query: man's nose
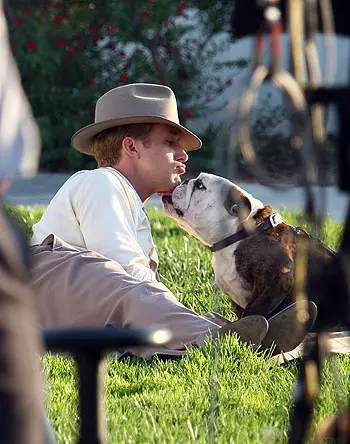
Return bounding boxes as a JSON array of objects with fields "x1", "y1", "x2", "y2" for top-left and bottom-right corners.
[{"x1": 175, "y1": 148, "x2": 188, "y2": 163}]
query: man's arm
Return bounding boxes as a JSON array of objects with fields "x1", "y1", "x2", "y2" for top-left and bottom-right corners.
[{"x1": 73, "y1": 170, "x2": 158, "y2": 281}]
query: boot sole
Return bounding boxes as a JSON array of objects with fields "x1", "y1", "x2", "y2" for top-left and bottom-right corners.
[
  {"x1": 262, "y1": 300, "x2": 318, "y2": 354},
  {"x1": 217, "y1": 315, "x2": 269, "y2": 346}
]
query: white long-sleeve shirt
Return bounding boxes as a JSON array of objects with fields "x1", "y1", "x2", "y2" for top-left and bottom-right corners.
[{"x1": 30, "y1": 167, "x2": 159, "y2": 281}]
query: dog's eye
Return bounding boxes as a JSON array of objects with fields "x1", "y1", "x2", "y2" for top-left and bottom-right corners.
[{"x1": 195, "y1": 179, "x2": 206, "y2": 190}]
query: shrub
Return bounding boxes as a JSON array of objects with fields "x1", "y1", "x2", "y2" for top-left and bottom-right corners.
[{"x1": 6, "y1": 0, "x2": 243, "y2": 172}]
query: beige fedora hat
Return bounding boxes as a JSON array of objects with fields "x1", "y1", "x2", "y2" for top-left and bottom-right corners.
[{"x1": 71, "y1": 83, "x2": 202, "y2": 155}]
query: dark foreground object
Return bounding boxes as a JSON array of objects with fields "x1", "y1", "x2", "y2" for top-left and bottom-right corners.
[
  {"x1": 231, "y1": 0, "x2": 350, "y2": 38},
  {"x1": 42, "y1": 326, "x2": 170, "y2": 444}
]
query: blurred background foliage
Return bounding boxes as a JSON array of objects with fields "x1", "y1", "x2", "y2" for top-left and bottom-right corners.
[{"x1": 5, "y1": 0, "x2": 242, "y2": 172}]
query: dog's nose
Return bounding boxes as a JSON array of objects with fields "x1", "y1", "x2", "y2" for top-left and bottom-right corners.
[{"x1": 182, "y1": 179, "x2": 189, "y2": 185}]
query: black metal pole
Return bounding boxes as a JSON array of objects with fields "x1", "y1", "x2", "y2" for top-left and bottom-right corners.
[
  {"x1": 42, "y1": 326, "x2": 171, "y2": 444},
  {"x1": 76, "y1": 351, "x2": 103, "y2": 444},
  {"x1": 288, "y1": 339, "x2": 322, "y2": 444},
  {"x1": 287, "y1": 85, "x2": 350, "y2": 443}
]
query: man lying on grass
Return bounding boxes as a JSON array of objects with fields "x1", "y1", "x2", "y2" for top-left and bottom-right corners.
[{"x1": 30, "y1": 83, "x2": 308, "y2": 358}]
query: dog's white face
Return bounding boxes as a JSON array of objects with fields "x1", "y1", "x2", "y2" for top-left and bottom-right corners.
[{"x1": 162, "y1": 173, "x2": 264, "y2": 246}]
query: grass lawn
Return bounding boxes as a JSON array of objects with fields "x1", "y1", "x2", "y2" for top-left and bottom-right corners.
[{"x1": 7, "y1": 205, "x2": 350, "y2": 443}]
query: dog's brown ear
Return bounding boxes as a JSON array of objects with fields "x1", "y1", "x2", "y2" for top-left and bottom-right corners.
[{"x1": 224, "y1": 187, "x2": 252, "y2": 219}]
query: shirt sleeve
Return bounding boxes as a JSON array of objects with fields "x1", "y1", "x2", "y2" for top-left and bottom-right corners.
[{"x1": 72, "y1": 171, "x2": 157, "y2": 282}]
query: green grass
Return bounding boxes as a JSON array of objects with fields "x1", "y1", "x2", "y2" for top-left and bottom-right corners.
[{"x1": 7, "y1": 205, "x2": 350, "y2": 443}]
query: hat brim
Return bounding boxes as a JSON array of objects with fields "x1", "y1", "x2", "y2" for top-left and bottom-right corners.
[{"x1": 71, "y1": 116, "x2": 202, "y2": 155}]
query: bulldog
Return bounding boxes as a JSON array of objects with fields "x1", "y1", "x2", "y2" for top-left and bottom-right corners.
[{"x1": 162, "y1": 173, "x2": 335, "y2": 325}]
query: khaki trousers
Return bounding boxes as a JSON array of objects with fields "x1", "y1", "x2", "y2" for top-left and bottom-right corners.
[{"x1": 30, "y1": 235, "x2": 222, "y2": 357}]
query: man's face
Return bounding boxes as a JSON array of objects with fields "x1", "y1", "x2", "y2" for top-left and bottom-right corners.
[{"x1": 136, "y1": 124, "x2": 189, "y2": 195}]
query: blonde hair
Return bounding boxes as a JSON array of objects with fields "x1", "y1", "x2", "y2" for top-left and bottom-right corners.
[{"x1": 90, "y1": 123, "x2": 152, "y2": 167}]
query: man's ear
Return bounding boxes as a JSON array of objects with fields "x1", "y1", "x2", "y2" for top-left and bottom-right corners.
[
  {"x1": 224, "y1": 187, "x2": 252, "y2": 218},
  {"x1": 122, "y1": 136, "x2": 139, "y2": 158}
]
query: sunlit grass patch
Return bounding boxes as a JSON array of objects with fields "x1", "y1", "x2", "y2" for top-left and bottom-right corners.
[{"x1": 8, "y1": 205, "x2": 349, "y2": 443}]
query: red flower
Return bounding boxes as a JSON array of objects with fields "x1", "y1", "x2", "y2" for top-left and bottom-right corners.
[
  {"x1": 257, "y1": 120, "x2": 263, "y2": 127},
  {"x1": 51, "y1": 11, "x2": 67, "y2": 23},
  {"x1": 26, "y1": 40, "x2": 37, "y2": 51},
  {"x1": 119, "y1": 50, "x2": 126, "y2": 57},
  {"x1": 226, "y1": 78, "x2": 233, "y2": 86},
  {"x1": 105, "y1": 25, "x2": 117, "y2": 34},
  {"x1": 15, "y1": 17, "x2": 24, "y2": 24},
  {"x1": 89, "y1": 24, "x2": 97, "y2": 34},
  {"x1": 177, "y1": 2, "x2": 188, "y2": 10},
  {"x1": 23, "y1": 8, "x2": 29, "y2": 15},
  {"x1": 52, "y1": 15, "x2": 63, "y2": 24},
  {"x1": 148, "y1": 0, "x2": 155, "y2": 3},
  {"x1": 120, "y1": 74, "x2": 128, "y2": 81},
  {"x1": 143, "y1": 11, "x2": 152, "y2": 21},
  {"x1": 75, "y1": 113, "x2": 81, "y2": 120},
  {"x1": 56, "y1": 39, "x2": 66, "y2": 48},
  {"x1": 183, "y1": 110, "x2": 193, "y2": 119},
  {"x1": 68, "y1": 45, "x2": 76, "y2": 56}
]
